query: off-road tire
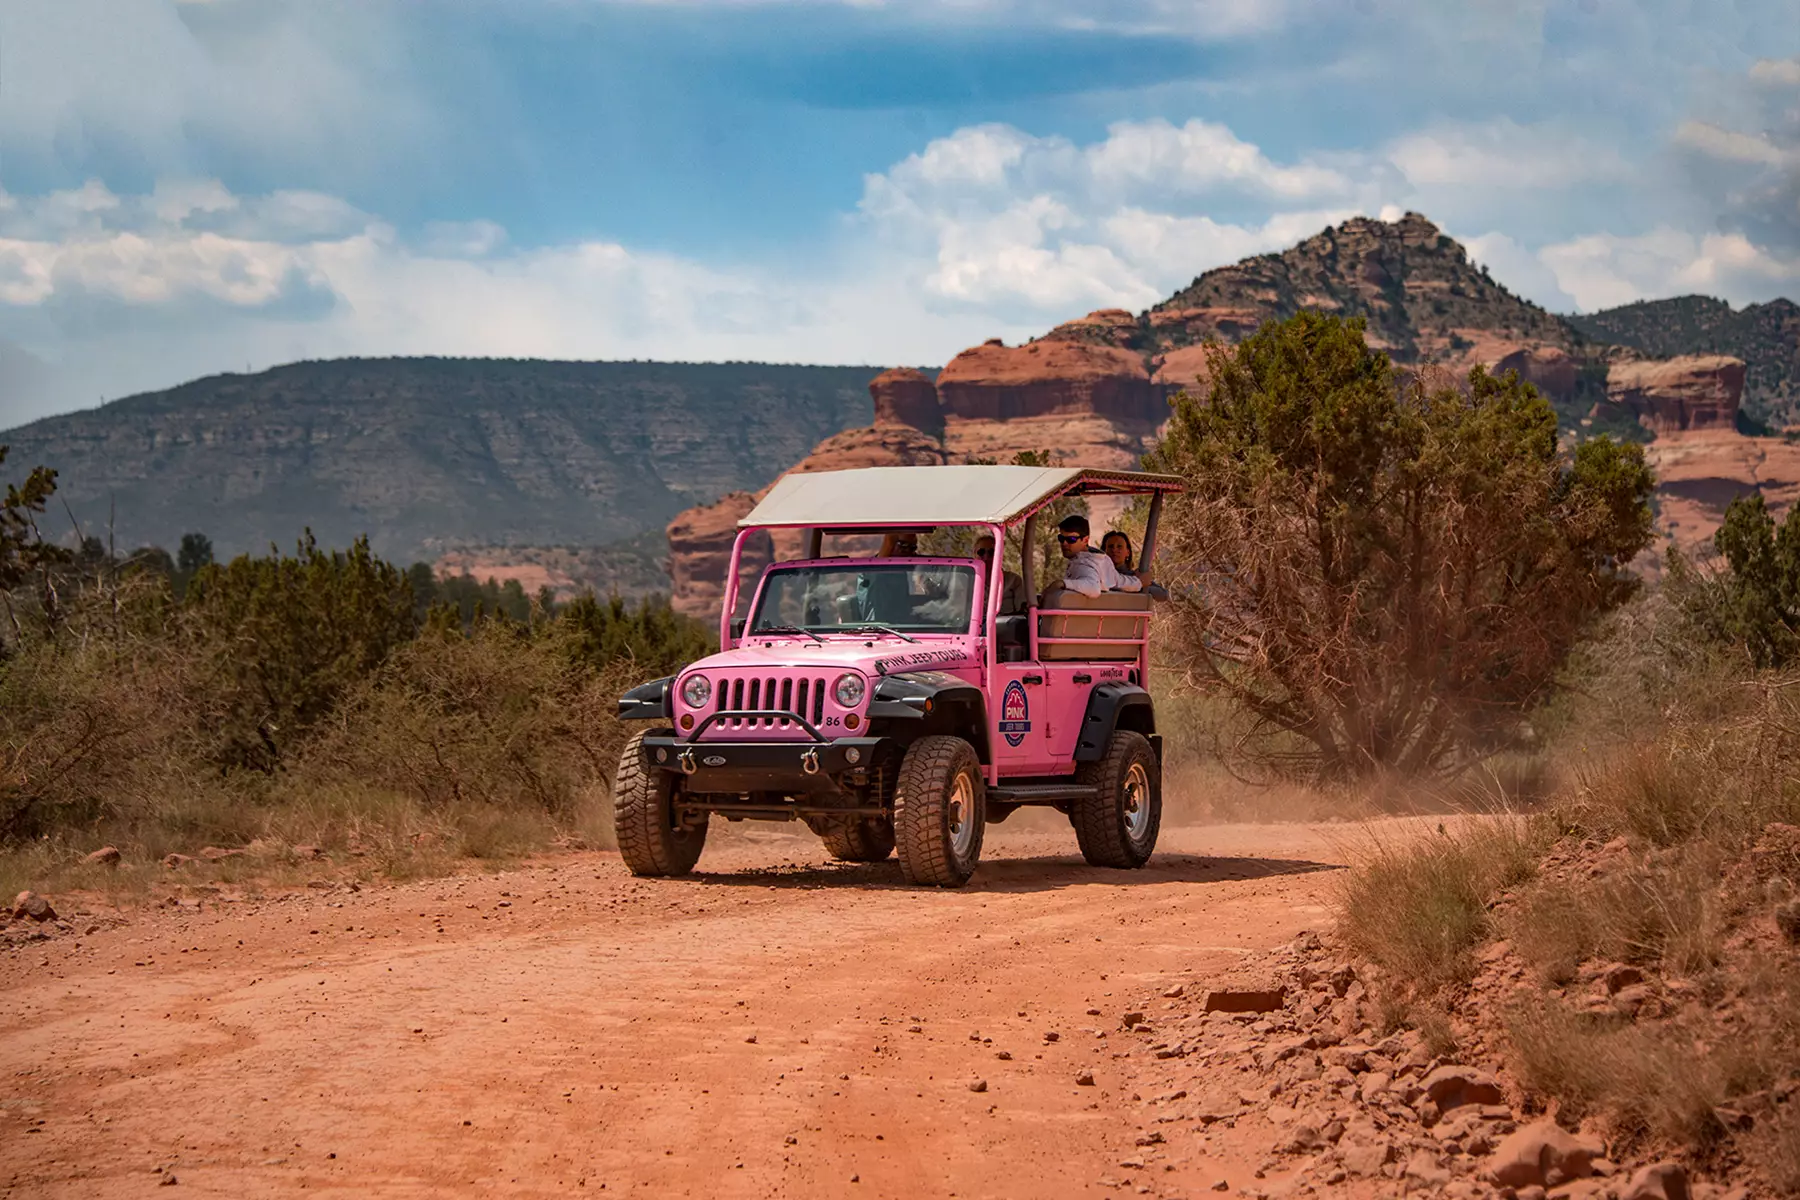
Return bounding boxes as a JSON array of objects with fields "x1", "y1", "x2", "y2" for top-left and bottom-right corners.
[
  {"x1": 893, "y1": 735, "x2": 985, "y2": 887},
  {"x1": 1071, "y1": 730, "x2": 1160, "y2": 869},
  {"x1": 613, "y1": 730, "x2": 707, "y2": 876},
  {"x1": 822, "y1": 818, "x2": 896, "y2": 862}
]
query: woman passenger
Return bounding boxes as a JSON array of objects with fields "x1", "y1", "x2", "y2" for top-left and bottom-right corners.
[{"x1": 1101, "y1": 531, "x2": 1169, "y2": 600}]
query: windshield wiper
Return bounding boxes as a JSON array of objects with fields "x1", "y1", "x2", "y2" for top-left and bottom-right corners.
[
  {"x1": 752, "y1": 624, "x2": 825, "y2": 643},
  {"x1": 846, "y1": 624, "x2": 919, "y2": 643}
]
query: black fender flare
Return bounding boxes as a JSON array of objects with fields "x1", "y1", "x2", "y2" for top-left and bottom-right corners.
[
  {"x1": 617, "y1": 676, "x2": 674, "y2": 720},
  {"x1": 868, "y1": 671, "x2": 990, "y2": 762},
  {"x1": 1075, "y1": 683, "x2": 1156, "y2": 762}
]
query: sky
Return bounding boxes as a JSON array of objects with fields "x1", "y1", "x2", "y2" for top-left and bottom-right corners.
[{"x1": 0, "y1": 0, "x2": 1797, "y2": 427}]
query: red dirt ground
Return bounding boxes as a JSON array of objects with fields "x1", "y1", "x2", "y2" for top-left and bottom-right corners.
[{"x1": 0, "y1": 820, "x2": 1361, "y2": 1199}]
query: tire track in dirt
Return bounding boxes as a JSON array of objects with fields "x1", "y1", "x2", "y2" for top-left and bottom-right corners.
[{"x1": 0, "y1": 822, "x2": 1350, "y2": 1199}]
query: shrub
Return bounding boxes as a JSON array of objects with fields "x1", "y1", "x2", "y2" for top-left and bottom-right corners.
[
  {"x1": 1673, "y1": 492, "x2": 1800, "y2": 667},
  {"x1": 180, "y1": 532, "x2": 417, "y2": 771},
  {"x1": 298, "y1": 617, "x2": 633, "y2": 816},
  {"x1": 1150, "y1": 313, "x2": 1655, "y2": 780}
]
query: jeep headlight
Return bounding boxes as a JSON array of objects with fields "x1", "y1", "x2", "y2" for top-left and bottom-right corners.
[
  {"x1": 833, "y1": 672, "x2": 866, "y2": 707},
  {"x1": 681, "y1": 674, "x2": 712, "y2": 708}
]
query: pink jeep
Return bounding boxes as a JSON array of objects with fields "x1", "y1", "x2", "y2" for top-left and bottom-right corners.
[{"x1": 613, "y1": 464, "x2": 1183, "y2": 887}]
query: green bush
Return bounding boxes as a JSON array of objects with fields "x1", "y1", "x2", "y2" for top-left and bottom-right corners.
[
  {"x1": 180, "y1": 532, "x2": 418, "y2": 771},
  {"x1": 298, "y1": 617, "x2": 633, "y2": 815},
  {"x1": 1673, "y1": 492, "x2": 1800, "y2": 667},
  {"x1": 1150, "y1": 312, "x2": 1656, "y2": 779}
]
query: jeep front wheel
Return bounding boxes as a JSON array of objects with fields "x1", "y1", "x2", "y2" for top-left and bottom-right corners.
[
  {"x1": 822, "y1": 817, "x2": 896, "y2": 863},
  {"x1": 1071, "y1": 731, "x2": 1160, "y2": 868},
  {"x1": 613, "y1": 731, "x2": 707, "y2": 876},
  {"x1": 893, "y1": 735, "x2": 985, "y2": 887}
]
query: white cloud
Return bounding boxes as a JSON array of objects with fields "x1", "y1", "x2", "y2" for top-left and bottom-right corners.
[
  {"x1": 1750, "y1": 57, "x2": 1800, "y2": 87},
  {"x1": 858, "y1": 119, "x2": 1369, "y2": 318},
  {"x1": 1673, "y1": 120, "x2": 1795, "y2": 168},
  {"x1": 1387, "y1": 120, "x2": 1627, "y2": 189},
  {"x1": 1461, "y1": 231, "x2": 1578, "y2": 311},
  {"x1": 1540, "y1": 227, "x2": 1800, "y2": 312}
]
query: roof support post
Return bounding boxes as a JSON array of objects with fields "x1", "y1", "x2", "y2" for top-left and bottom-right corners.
[
  {"x1": 983, "y1": 521, "x2": 1003, "y2": 786},
  {"x1": 1020, "y1": 512, "x2": 1039, "y2": 662},
  {"x1": 1020, "y1": 512, "x2": 1038, "y2": 603},
  {"x1": 1139, "y1": 491, "x2": 1165, "y2": 576},
  {"x1": 720, "y1": 528, "x2": 751, "y2": 649},
  {"x1": 806, "y1": 528, "x2": 823, "y2": 558}
]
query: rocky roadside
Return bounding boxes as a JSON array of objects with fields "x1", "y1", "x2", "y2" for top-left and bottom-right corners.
[{"x1": 1096, "y1": 931, "x2": 1755, "y2": 1200}]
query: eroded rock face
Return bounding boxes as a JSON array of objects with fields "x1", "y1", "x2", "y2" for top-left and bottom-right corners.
[
  {"x1": 1642, "y1": 429, "x2": 1800, "y2": 566},
  {"x1": 1492, "y1": 344, "x2": 1581, "y2": 403},
  {"x1": 1607, "y1": 354, "x2": 1746, "y2": 433},
  {"x1": 667, "y1": 491, "x2": 769, "y2": 621},
  {"x1": 870, "y1": 368, "x2": 942, "y2": 434},
  {"x1": 666, "y1": 426, "x2": 946, "y2": 618},
  {"x1": 936, "y1": 335, "x2": 1162, "y2": 425}
]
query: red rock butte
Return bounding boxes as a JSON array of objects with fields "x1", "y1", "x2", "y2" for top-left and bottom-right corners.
[{"x1": 665, "y1": 213, "x2": 1798, "y2": 613}]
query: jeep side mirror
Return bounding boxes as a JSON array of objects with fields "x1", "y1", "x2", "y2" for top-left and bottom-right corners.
[{"x1": 729, "y1": 617, "x2": 746, "y2": 640}]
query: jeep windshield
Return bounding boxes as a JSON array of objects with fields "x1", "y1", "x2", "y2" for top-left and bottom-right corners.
[{"x1": 749, "y1": 562, "x2": 977, "y2": 636}]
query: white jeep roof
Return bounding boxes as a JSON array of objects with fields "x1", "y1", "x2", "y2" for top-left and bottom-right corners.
[{"x1": 739, "y1": 465, "x2": 1182, "y2": 530}]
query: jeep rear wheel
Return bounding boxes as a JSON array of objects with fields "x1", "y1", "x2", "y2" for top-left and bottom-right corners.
[
  {"x1": 822, "y1": 817, "x2": 896, "y2": 863},
  {"x1": 1071, "y1": 731, "x2": 1160, "y2": 869},
  {"x1": 893, "y1": 735, "x2": 985, "y2": 887},
  {"x1": 614, "y1": 731, "x2": 707, "y2": 876}
]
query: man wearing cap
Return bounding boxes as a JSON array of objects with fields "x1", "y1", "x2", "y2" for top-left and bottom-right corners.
[{"x1": 1056, "y1": 514, "x2": 1145, "y2": 598}]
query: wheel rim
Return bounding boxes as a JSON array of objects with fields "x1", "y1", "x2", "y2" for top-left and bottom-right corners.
[
  {"x1": 1123, "y1": 761, "x2": 1152, "y2": 843},
  {"x1": 948, "y1": 770, "x2": 978, "y2": 859}
]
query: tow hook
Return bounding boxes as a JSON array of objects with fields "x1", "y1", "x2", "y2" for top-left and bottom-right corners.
[
  {"x1": 801, "y1": 748, "x2": 820, "y2": 776},
  {"x1": 677, "y1": 748, "x2": 698, "y2": 775}
]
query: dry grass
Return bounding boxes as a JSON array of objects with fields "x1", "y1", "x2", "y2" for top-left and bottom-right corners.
[
  {"x1": 1509, "y1": 849, "x2": 1728, "y2": 984},
  {"x1": 1505, "y1": 997, "x2": 1768, "y2": 1151},
  {"x1": 1328, "y1": 618, "x2": 1800, "y2": 1190},
  {"x1": 1337, "y1": 817, "x2": 1542, "y2": 997}
]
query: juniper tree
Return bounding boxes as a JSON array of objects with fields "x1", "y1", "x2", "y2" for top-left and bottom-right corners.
[{"x1": 1150, "y1": 312, "x2": 1655, "y2": 780}]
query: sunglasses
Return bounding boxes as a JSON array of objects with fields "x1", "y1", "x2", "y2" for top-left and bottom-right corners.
[{"x1": 1057, "y1": 533, "x2": 1084, "y2": 544}]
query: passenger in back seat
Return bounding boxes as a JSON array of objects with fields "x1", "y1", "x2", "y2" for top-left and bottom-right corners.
[
  {"x1": 1055, "y1": 515, "x2": 1144, "y2": 598},
  {"x1": 1101, "y1": 530, "x2": 1168, "y2": 601}
]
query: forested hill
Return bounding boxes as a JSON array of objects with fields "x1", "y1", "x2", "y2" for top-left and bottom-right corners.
[
  {"x1": 0, "y1": 358, "x2": 880, "y2": 561},
  {"x1": 1569, "y1": 295, "x2": 1800, "y2": 428}
]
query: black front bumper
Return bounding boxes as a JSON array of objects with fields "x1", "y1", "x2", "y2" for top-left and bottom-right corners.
[{"x1": 640, "y1": 735, "x2": 891, "y2": 794}]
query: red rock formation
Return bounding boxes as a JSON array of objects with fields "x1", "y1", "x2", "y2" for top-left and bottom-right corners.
[
  {"x1": 668, "y1": 491, "x2": 770, "y2": 620},
  {"x1": 869, "y1": 367, "x2": 942, "y2": 434},
  {"x1": 1044, "y1": 308, "x2": 1146, "y2": 349},
  {"x1": 1151, "y1": 344, "x2": 1217, "y2": 397},
  {"x1": 936, "y1": 336, "x2": 1161, "y2": 424},
  {"x1": 667, "y1": 427, "x2": 946, "y2": 618},
  {"x1": 1606, "y1": 355, "x2": 1746, "y2": 433},
  {"x1": 1492, "y1": 345, "x2": 1580, "y2": 403},
  {"x1": 1149, "y1": 306, "x2": 1268, "y2": 343},
  {"x1": 1645, "y1": 430, "x2": 1800, "y2": 568}
]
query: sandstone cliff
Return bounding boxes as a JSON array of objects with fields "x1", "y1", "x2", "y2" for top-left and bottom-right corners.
[
  {"x1": 1571, "y1": 296, "x2": 1800, "y2": 429},
  {"x1": 1605, "y1": 355, "x2": 1747, "y2": 434}
]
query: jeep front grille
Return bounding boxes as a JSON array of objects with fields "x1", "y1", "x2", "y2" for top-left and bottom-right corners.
[{"x1": 715, "y1": 676, "x2": 828, "y2": 730}]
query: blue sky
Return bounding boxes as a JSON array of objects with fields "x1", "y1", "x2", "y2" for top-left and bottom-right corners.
[{"x1": 1, "y1": 0, "x2": 1797, "y2": 426}]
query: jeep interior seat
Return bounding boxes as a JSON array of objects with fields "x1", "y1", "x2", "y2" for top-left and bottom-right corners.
[{"x1": 1036, "y1": 587, "x2": 1151, "y2": 661}]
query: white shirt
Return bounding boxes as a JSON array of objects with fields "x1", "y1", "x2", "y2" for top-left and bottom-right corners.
[{"x1": 1060, "y1": 549, "x2": 1142, "y2": 597}]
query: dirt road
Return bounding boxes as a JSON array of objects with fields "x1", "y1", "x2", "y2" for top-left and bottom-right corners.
[{"x1": 1, "y1": 821, "x2": 1356, "y2": 1199}]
